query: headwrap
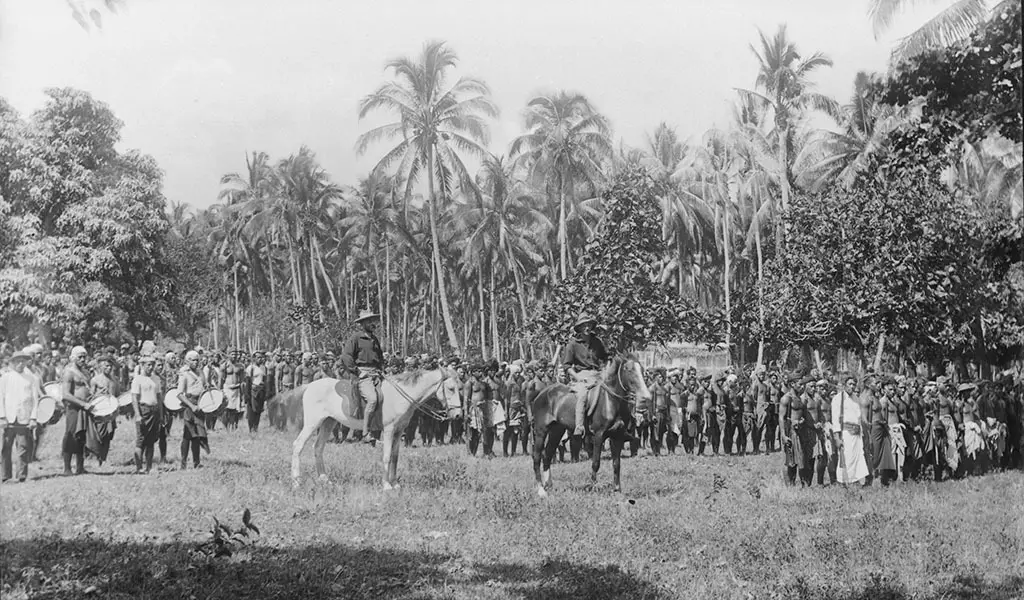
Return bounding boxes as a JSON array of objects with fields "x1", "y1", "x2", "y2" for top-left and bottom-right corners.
[
  {"x1": 185, "y1": 350, "x2": 200, "y2": 361},
  {"x1": 71, "y1": 346, "x2": 88, "y2": 358}
]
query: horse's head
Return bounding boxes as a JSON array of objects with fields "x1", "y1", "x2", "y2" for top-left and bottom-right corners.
[
  {"x1": 608, "y1": 353, "x2": 652, "y2": 403},
  {"x1": 438, "y1": 364, "x2": 462, "y2": 408}
]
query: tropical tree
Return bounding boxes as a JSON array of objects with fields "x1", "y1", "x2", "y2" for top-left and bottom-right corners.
[
  {"x1": 356, "y1": 40, "x2": 498, "y2": 354},
  {"x1": 868, "y1": 0, "x2": 993, "y2": 62},
  {"x1": 510, "y1": 91, "x2": 613, "y2": 282},
  {"x1": 795, "y1": 71, "x2": 925, "y2": 191},
  {"x1": 737, "y1": 25, "x2": 840, "y2": 254}
]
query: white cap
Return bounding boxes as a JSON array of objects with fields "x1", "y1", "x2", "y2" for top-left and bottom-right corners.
[{"x1": 71, "y1": 346, "x2": 87, "y2": 357}]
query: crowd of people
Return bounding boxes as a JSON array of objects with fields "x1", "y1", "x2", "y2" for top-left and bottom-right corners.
[{"x1": 1, "y1": 331, "x2": 1022, "y2": 487}]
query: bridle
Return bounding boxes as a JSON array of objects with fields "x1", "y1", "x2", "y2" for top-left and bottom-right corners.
[
  {"x1": 598, "y1": 357, "x2": 636, "y2": 402},
  {"x1": 385, "y1": 367, "x2": 454, "y2": 422}
]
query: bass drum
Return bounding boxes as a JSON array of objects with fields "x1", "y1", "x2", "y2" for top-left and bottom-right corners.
[
  {"x1": 36, "y1": 396, "x2": 60, "y2": 425},
  {"x1": 163, "y1": 389, "x2": 182, "y2": 413}
]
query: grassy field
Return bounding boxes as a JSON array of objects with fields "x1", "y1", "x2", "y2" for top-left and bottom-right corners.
[{"x1": 2, "y1": 419, "x2": 1023, "y2": 600}]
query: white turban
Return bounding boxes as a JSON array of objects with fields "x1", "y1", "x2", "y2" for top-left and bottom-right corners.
[
  {"x1": 185, "y1": 350, "x2": 200, "y2": 361},
  {"x1": 71, "y1": 346, "x2": 87, "y2": 358}
]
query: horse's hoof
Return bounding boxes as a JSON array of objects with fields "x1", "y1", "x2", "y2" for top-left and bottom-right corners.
[
  {"x1": 613, "y1": 485, "x2": 621, "y2": 493},
  {"x1": 383, "y1": 481, "x2": 393, "y2": 491},
  {"x1": 317, "y1": 473, "x2": 331, "y2": 484},
  {"x1": 291, "y1": 478, "x2": 301, "y2": 490},
  {"x1": 537, "y1": 486, "x2": 548, "y2": 498}
]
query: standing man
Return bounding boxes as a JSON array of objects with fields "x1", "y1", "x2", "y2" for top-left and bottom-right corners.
[
  {"x1": 245, "y1": 351, "x2": 268, "y2": 433},
  {"x1": 221, "y1": 349, "x2": 243, "y2": 430},
  {"x1": 176, "y1": 350, "x2": 208, "y2": 469},
  {"x1": 130, "y1": 355, "x2": 163, "y2": 473},
  {"x1": 831, "y1": 374, "x2": 869, "y2": 486},
  {"x1": 0, "y1": 350, "x2": 40, "y2": 483},
  {"x1": 61, "y1": 346, "x2": 92, "y2": 476},
  {"x1": 561, "y1": 314, "x2": 610, "y2": 438},
  {"x1": 160, "y1": 351, "x2": 179, "y2": 463},
  {"x1": 341, "y1": 310, "x2": 384, "y2": 443}
]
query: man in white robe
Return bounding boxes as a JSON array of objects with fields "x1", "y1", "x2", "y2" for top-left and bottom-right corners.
[{"x1": 831, "y1": 375, "x2": 870, "y2": 485}]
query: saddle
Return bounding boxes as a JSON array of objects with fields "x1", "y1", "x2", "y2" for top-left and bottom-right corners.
[{"x1": 334, "y1": 378, "x2": 383, "y2": 431}]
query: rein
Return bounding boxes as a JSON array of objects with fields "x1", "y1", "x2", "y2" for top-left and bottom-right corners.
[{"x1": 384, "y1": 371, "x2": 450, "y2": 422}]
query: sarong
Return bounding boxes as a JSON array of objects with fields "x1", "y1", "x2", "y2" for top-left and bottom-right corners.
[
  {"x1": 986, "y1": 418, "x2": 1006, "y2": 459},
  {"x1": 686, "y1": 413, "x2": 701, "y2": 439},
  {"x1": 181, "y1": 405, "x2": 210, "y2": 452},
  {"x1": 782, "y1": 423, "x2": 796, "y2": 467},
  {"x1": 467, "y1": 403, "x2": 484, "y2": 431},
  {"x1": 793, "y1": 424, "x2": 815, "y2": 470},
  {"x1": 870, "y1": 422, "x2": 896, "y2": 471},
  {"x1": 83, "y1": 412, "x2": 116, "y2": 463},
  {"x1": 223, "y1": 386, "x2": 241, "y2": 412},
  {"x1": 938, "y1": 415, "x2": 960, "y2": 470},
  {"x1": 836, "y1": 430, "x2": 870, "y2": 483},
  {"x1": 669, "y1": 406, "x2": 682, "y2": 436},
  {"x1": 136, "y1": 404, "x2": 162, "y2": 448},
  {"x1": 889, "y1": 423, "x2": 907, "y2": 472},
  {"x1": 963, "y1": 421, "x2": 985, "y2": 459}
]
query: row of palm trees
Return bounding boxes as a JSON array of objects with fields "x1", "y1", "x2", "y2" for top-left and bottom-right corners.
[{"x1": 173, "y1": 25, "x2": 1020, "y2": 360}]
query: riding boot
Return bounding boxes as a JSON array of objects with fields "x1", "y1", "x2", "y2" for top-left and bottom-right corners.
[{"x1": 574, "y1": 394, "x2": 587, "y2": 437}]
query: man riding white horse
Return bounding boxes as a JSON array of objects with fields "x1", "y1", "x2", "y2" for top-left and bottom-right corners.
[
  {"x1": 340, "y1": 309, "x2": 384, "y2": 444},
  {"x1": 562, "y1": 313, "x2": 610, "y2": 437}
]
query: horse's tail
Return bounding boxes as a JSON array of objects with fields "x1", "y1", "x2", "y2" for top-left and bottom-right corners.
[{"x1": 269, "y1": 384, "x2": 310, "y2": 430}]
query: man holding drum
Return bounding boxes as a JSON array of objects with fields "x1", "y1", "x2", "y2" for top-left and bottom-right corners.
[
  {"x1": 131, "y1": 355, "x2": 162, "y2": 473},
  {"x1": 160, "y1": 351, "x2": 180, "y2": 463},
  {"x1": 0, "y1": 349, "x2": 40, "y2": 483},
  {"x1": 177, "y1": 350, "x2": 209, "y2": 469},
  {"x1": 60, "y1": 346, "x2": 92, "y2": 476}
]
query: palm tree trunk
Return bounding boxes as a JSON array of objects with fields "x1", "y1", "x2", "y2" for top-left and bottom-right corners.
[
  {"x1": 489, "y1": 265, "x2": 499, "y2": 362},
  {"x1": 478, "y1": 268, "x2": 487, "y2": 358},
  {"x1": 755, "y1": 199, "x2": 765, "y2": 367},
  {"x1": 267, "y1": 241, "x2": 277, "y2": 307},
  {"x1": 233, "y1": 266, "x2": 241, "y2": 350},
  {"x1": 426, "y1": 145, "x2": 462, "y2": 353},
  {"x1": 308, "y1": 237, "x2": 323, "y2": 308},
  {"x1": 511, "y1": 264, "x2": 531, "y2": 359},
  {"x1": 313, "y1": 241, "x2": 341, "y2": 315},
  {"x1": 721, "y1": 201, "x2": 731, "y2": 356},
  {"x1": 873, "y1": 333, "x2": 886, "y2": 372},
  {"x1": 401, "y1": 256, "x2": 410, "y2": 355},
  {"x1": 558, "y1": 172, "x2": 568, "y2": 281},
  {"x1": 776, "y1": 123, "x2": 789, "y2": 256},
  {"x1": 384, "y1": 235, "x2": 391, "y2": 352}
]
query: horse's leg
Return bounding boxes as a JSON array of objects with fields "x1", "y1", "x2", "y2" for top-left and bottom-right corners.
[
  {"x1": 533, "y1": 423, "x2": 548, "y2": 497},
  {"x1": 381, "y1": 425, "x2": 403, "y2": 490},
  {"x1": 543, "y1": 425, "x2": 563, "y2": 490},
  {"x1": 291, "y1": 416, "x2": 325, "y2": 487},
  {"x1": 610, "y1": 432, "x2": 624, "y2": 493},
  {"x1": 314, "y1": 419, "x2": 334, "y2": 482},
  {"x1": 388, "y1": 426, "x2": 402, "y2": 488},
  {"x1": 590, "y1": 428, "x2": 605, "y2": 487}
]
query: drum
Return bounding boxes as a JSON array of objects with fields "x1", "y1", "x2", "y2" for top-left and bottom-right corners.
[
  {"x1": 37, "y1": 396, "x2": 58, "y2": 424},
  {"x1": 43, "y1": 381, "x2": 61, "y2": 402},
  {"x1": 117, "y1": 391, "x2": 135, "y2": 416},
  {"x1": 89, "y1": 394, "x2": 119, "y2": 419},
  {"x1": 163, "y1": 389, "x2": 182, "y2": 412},
  {"x1": 198, "y1": 388, "x2": 225, "y2": 414}
]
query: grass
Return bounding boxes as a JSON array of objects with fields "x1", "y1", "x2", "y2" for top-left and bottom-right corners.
[{"x1": 2, "y1": 421, "x2": 1022, "y2": 599}]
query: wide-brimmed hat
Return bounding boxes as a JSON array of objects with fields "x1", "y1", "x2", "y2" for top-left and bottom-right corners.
[
  {"x1": 355, "y1": 309, "x2": 380, "y2": 323},
  {"x1": 10, "y1": 350, "x2": 30, "y2": 361},
  {"x1": 573, "y1": 313, "x2": 597, "y2": 330}
]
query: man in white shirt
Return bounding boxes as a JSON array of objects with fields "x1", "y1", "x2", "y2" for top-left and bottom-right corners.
[
  {"x1": 0, "y1": 350, "x2": 40, "y2": 482},
  {"x1": 831, "y1": 374, "x2": 870, "y2": 486}
]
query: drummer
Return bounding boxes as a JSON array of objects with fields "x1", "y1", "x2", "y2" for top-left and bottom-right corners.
[
  {"x1": 131, "y1": 355, "x2": 163, "y2": 473},
  {"x1": 221, "y1": 349, "x2": 244, "y2": 431},
  {"x1": 177, "y1": 350, "x2": 209, "y2": 470},
  {"x1": 0, "y1": 349, "x2": 40, "y2": 483},
  {"x1": 86, "y1": 354, "x2": 120, "y2": 467},
  {"x1": 60, "y1": 346, "x2": 92, "y2": 476},
  {"x1": 159, "y1": 351, "x2": 179, "y2": 464}
]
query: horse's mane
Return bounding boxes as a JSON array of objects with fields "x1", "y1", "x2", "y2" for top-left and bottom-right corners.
[{"x1": 390, "y1": 367, "x2": 441, "y2": 386}]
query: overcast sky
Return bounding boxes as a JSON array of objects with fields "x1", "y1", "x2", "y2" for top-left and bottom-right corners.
[{"x1": 0, "y1": 0, "x2": 944, "y2": 210}]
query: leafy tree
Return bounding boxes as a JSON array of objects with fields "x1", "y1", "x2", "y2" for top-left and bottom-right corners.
[
  {"x1": 0, "y1": 88, "x2": 170, "y2": 347},
  {"x1": 753, "y1": 154, "x2": 1023, "y2": 368},
  {"x1": 533, "y1": 165, "x2": 722, "y2": 352}
]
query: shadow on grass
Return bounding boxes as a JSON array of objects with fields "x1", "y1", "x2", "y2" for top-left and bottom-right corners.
[
  {"x1": 3, "y1": 537, "x2": 1022, "y2": 600},
  {"x1": 0, "y1": 537, "x2": 667, "y2": 600}
]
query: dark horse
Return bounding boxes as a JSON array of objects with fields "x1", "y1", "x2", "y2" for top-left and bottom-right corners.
[{"x1": 531, "y1": 354, "x2": 651, "y2": 496}]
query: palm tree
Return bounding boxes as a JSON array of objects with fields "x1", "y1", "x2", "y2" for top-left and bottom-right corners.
[
  {"x1": 510, "y1": 91, "x2": 613, "y2": 281},
  {"x1": 737, "y1": 25, "x2": 840, "y2": 255},
  {"x1": 795, "y1": 71, "x2": 925, "y2": 191},
  {"x1": 356, "y1": 40, "x2": 498, "y2": 354},
  {"x1": 342, "y1": 173, "x2": 401, "y2": 348},
  {"x1": 460, "y1": 154, "x2": 551, "y2": 358},
  {"x1": 869, "y1": 0, "x2": 992, "y2": 62}
]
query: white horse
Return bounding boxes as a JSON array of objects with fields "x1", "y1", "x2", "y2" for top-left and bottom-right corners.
[{"x1": 290, "y1": 366, "x2": 459, "y2": 490}]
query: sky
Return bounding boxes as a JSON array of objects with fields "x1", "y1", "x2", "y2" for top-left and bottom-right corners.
[{"x1": 0, "y1": 0, "x2": 945, "y2": 210}]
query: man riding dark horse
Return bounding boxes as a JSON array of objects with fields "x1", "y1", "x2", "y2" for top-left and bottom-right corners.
[
  {"x1": 561, "y1": 313, "x2": 610, "y2": 437},
  {"x1": 340, "y1": 309, "x2": 384, "y2": 443}
]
